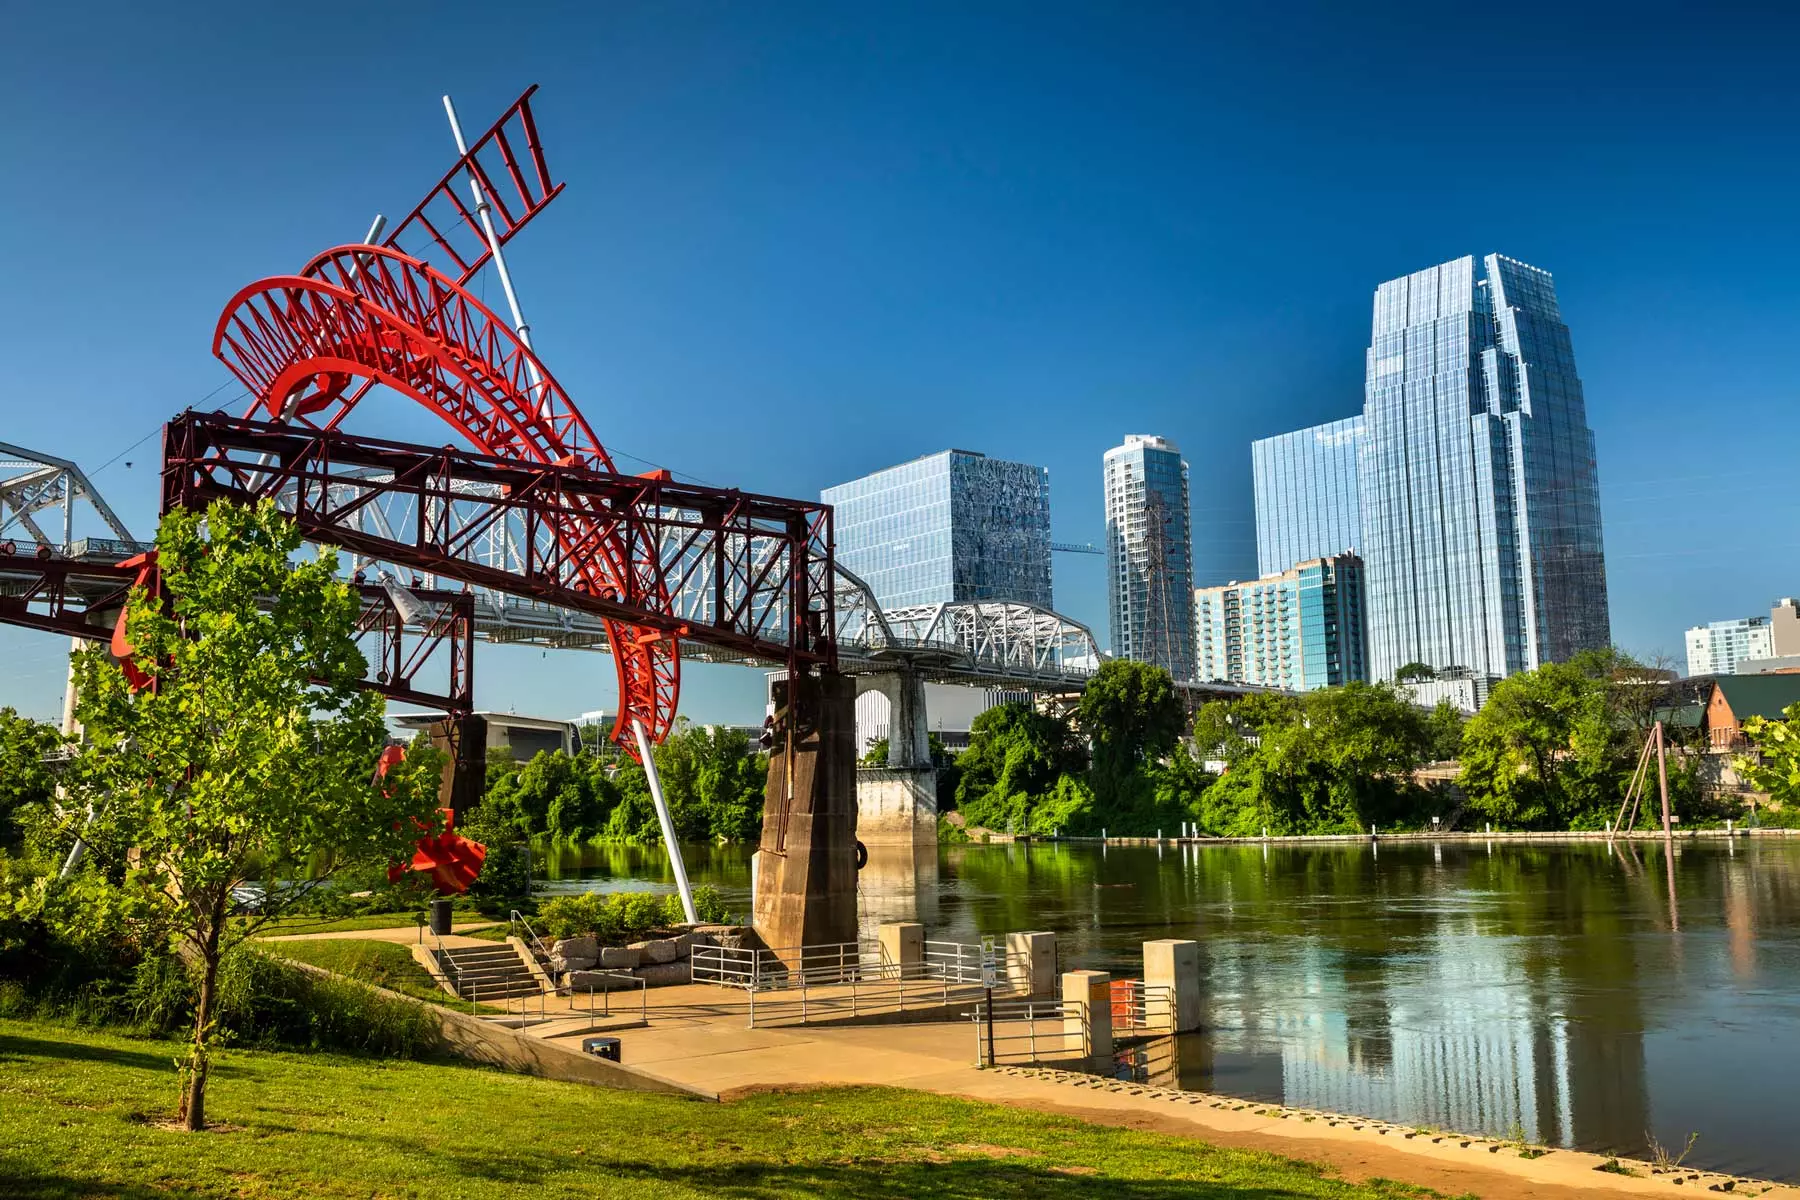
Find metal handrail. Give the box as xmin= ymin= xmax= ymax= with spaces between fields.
xmin=1114 ymin=981 xmax=1176 ymax=1035
xmin=509 ymin=909 xmax=551 ymax=959
xmin=567 ymin=973 xmax=648 ymax=1029
xmin=969 ymin=996 xmax=1079 ymax=1066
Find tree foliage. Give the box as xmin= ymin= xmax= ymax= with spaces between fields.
xmin=1458 ymin=649 xmax=1704 ymax=831
xmin=476 ymin=721 xmax=767 ymax=846
xmin=0 ymin=708 xmax=62 ymax=850
xmin=58 ymin=499 xmax=441 ymax=1131
xmin=1194 ymin=683 xmax=1436 ymax=836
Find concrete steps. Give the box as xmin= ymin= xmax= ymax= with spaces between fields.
xmin=439 ymin=943 xmax=542 ymax=1002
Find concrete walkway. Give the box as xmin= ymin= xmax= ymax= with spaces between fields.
xmin=503 ymin=983 xmax=1795 ymax=1200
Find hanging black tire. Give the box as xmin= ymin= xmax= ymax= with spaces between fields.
xmin=854 ymin=840 xmax=868 ymax=870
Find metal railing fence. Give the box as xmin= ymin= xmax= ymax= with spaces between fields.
xmin=970 ymin=996 xmax=1080 ymax=1066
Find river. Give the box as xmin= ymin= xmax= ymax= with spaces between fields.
xmin=535 ymin=836 xmax=1800 ymax=1181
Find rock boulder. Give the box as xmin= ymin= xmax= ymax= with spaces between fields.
xmin=629 ymin=938 xmax=680 ymax=965
xmin=598 ymin=946 xmax=641 ymax=970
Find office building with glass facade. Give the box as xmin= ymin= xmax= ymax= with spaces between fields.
xmin=1359 ymin=253 xmax=1610 ymax=681
xmin=1104 ymin=435 xmax=1195 ymax=680
xmin=1194 ymin=554 xmax=1366 ymax=691
xmin=823 ymin=450 xmax=1052 ymax=611
xmin=1252 ymin=415 xmax=1363 ymax=577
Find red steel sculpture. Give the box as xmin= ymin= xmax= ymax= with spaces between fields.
xmin=208 ymin=87 xmax=680 ymax=756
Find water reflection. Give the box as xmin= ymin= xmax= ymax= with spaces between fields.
xmin=534 ymin=836 xmax=1800 ymax=1180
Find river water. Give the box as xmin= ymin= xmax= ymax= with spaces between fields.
xmin=537 ymin=837 xmax=1800 ymax=1181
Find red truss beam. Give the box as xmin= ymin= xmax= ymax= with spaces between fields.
xmin=381 ymin=85 xmax=565 ymax=286
xmin=0 ymin=553 xmax=135 ymax=639
xmin=161 ymin=411 xmax=838 ymax=672
xmin=351 ymin=582 xmax=475 ymax=714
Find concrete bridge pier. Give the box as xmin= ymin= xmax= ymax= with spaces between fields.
xmin=854 ymin=669 xmax=938 ymax=849
xmin=753 ymin=670 xmax=859 ymax=968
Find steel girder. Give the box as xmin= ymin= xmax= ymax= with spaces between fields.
xmin=161 ymin=411 xmax=837 ymax=673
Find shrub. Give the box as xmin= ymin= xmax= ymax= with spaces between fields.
xmin=214 ymin=951 xmax=439 ymax=1057
xmin=538 ymin=885 xmax=732 ymax=942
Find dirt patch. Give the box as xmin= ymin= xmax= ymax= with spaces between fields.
xmin=1050 ymin=1165 xmax=1099 ymax=1176
xmin=949 ymin=1143 xmax=1042 ymax=1159
xmin=147 ymin=1119 xmax=249 ymax=1134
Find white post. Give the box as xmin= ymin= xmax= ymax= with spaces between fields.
xmin=443 ymin=94 xmax=547 ymax=409
xmin=633 ymin=719 xmax=698 ymax=924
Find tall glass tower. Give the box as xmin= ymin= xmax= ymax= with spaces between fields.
xmin=1360 ymin=254 xmax=1609 ymax=680
xmin=1252 ymin=415 xmax=1364 ymax=576
xmin=824 ymin=450 xmax=1052 ymax=610
xmin=1104 ymin=435 xmax=1195 ymax=680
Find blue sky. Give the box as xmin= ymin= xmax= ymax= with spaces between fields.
xmin=3 ymin=2 xmax=1797 ymax=724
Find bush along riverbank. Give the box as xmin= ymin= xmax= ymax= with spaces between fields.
xmin=535 ymin=886 xmax=744 ymax=989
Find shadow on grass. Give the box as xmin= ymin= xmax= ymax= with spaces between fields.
xmin=254 ymin=1122 xmax=1434 ymax=1200
xmin=0 ymin=1032 xmax=174 ymax=1074
xmin=0 ymin=1158 xmax=204 ymax=1199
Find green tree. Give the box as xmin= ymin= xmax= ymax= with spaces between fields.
xmin=1395 ymin=662 xmax=1436 ymax=683
xmin=1424 ymin=700 xmax=1465 ymax=762
xmin=1457 ymin=660 xmax=1608 ymax=828
xmin=954 ymin=702 xmax=1084 ymax=833
xmin=59 ymin=499 xmax=440 ymax=1131
xmin=0 ymin=707 xmax=62 ymax=848
xmin=1078 ymin=660 xmax=1184 ymax=799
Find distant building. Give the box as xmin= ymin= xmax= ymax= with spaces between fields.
xmin=1193 ymin=554 xmax=1367 ymax=691
xmin=853 ymin=683 xmax=1029 ymax=758
xmin=393 ymin=711 xmax=577 ymax=761
xmin=824 ymin=450 xmax=1052 ymax=610
xmin=1251 ymin=415 xmax=1363 ymax=577
xmin=1360 ymin=254 xmax=1610 ymax=682
xmin=1398 ymin=673 xmax=1491 ymax=715
xmin=1701 ymin=674 xmax=1800 ymax=751
xmin=1104 ymin=435 xmax=1195 ymax=680
xmin=1686 ymin=616 xmax=1775 ymax=677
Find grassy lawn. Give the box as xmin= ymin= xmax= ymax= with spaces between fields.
xmin=241 ymin=912 xmax=427 ymax=936
xmin=260 ymin=939 xmax=498 ymax=1015
xmin=0 ymin=1017 xmax=1455 ymax=1200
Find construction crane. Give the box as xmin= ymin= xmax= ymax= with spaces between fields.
xmin=1051 ymin=542 xmax=1104 ymax=555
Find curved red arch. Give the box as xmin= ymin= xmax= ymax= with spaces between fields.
xmin=212 ymin=245 xmax=679 ymax=752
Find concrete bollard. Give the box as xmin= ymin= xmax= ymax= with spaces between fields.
xmin=877 ymin=922 xmax=923 ymax=977
xmin=1006 ymin=931 xmax=1057 ymax=997
xmin=1062 ymin=969 xmax=1113 ymax=1060
xmin=1142 ymin=939 xmax=1201 ymax=1034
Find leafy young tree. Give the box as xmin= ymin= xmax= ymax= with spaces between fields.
xmin=61 ymin=500 xmax=440 ymax=1131
xmin=0 ymin=707 xmax=62 ymax=848
xmin=1394 ymin=662 xmax=1436 ymax=684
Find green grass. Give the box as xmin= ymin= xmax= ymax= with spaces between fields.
xmin=261 ymin=939 xmax=497 ymax=1015
xmin=0 ymin=1017 xmax=1460 ymax=1199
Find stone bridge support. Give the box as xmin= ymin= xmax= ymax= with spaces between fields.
xmin=854 ymin=669 xmax=937 ymax=849
xmin=753 ymin=670 xmax=859 ymax=968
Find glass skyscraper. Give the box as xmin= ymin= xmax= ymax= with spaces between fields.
xmin=1360 ymin=254 xmax=1609 ymax=680
xmin=1104 ymin=435 xmax=1195 ymax=680
xmin=823 ymin=450 xmax=1052 ymax=610
xmin=1252 ymin=415 xmax=1364 ymax=577
xmin=1194 ymin=554 xmax=1367 ymax=691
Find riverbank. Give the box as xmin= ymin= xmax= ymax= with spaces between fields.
xmin=991 ymin=826 xmax=1800 ymax=845
xmin=0 ymin=1016 xmax=1493 ymax=1199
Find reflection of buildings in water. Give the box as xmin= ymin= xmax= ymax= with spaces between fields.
xmin=1725 ymin=852 xmax=1756 ymax=980
xmin=856 ymin=844 xmax=939 ymax=943
xmin=1191 ymin=928 xmax=1648 ymax=1151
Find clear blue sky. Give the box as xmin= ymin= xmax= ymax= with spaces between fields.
xmin=3 ymin=2 xmax=1797 ymax=724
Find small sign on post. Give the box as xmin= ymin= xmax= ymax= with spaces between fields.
xmin=981 ymin=935 xmax=998 ymax=1066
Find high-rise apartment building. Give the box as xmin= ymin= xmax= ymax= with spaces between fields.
xmin=1685 ymin=617 xmax=1773 ymax=677
xmin=1359 ymin=254 xmax=1610 ymax=681
xmin=1194 ymin=554 xmax=1367 ymax=691
xmin=1104 ymin=435 xmax=1195 ymax=680
xmin=1252 ymin=416 xmax=1363 ymax=577
xmin=824 ymin=450 xmax=1052 ymax=610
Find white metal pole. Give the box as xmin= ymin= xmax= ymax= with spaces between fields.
xmin=442 ymin=94 xmax=547 ymax=409
xmin=633 ymin=719 xmax=699 ymax=924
